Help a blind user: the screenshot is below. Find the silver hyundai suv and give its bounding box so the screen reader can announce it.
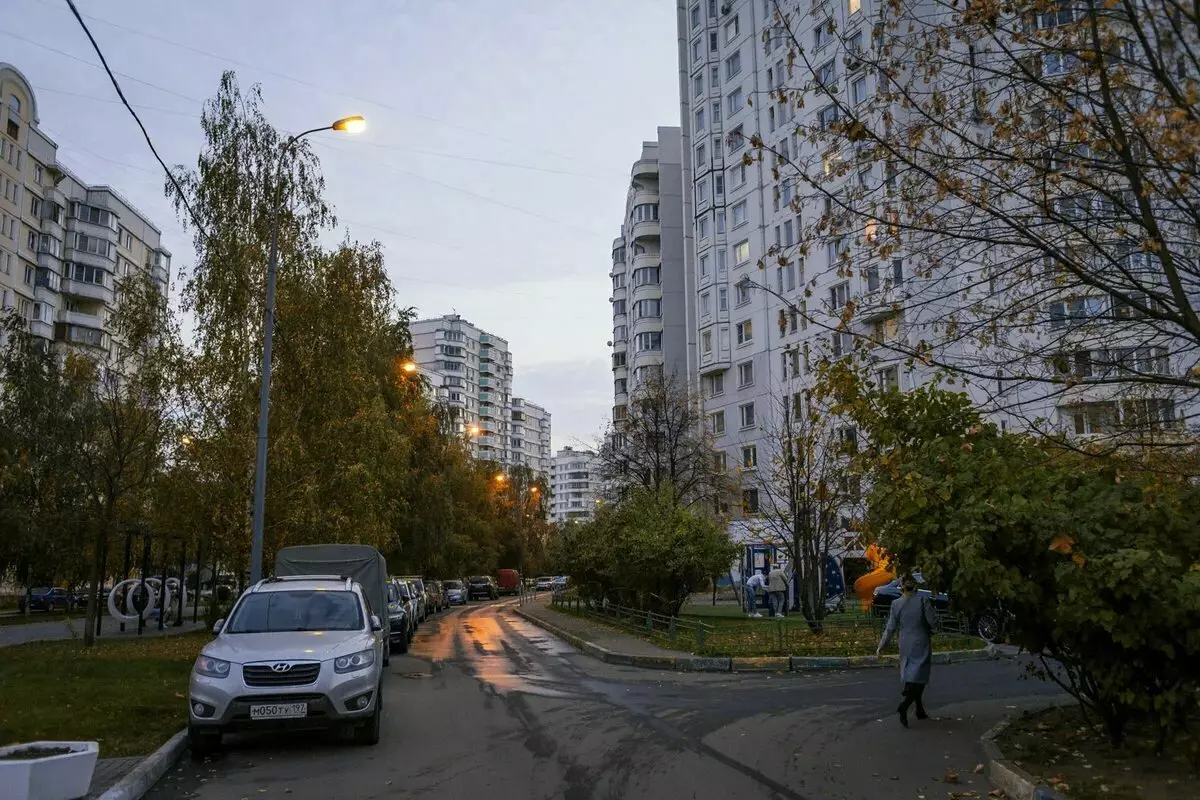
[187,576,385,757]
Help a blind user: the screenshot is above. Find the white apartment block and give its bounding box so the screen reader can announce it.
[671,0,1194,533]
[610,128,693,424]
[549,446,601,524]
[510,398,552,479]
[0,64,170,354]
[411,313,514,463]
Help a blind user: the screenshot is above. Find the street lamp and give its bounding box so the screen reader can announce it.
[400,361,417,374]
[249,115,366,585]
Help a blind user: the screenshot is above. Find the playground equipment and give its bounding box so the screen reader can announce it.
[853,544,895,611]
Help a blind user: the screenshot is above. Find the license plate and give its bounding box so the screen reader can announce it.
[249,702,308,720]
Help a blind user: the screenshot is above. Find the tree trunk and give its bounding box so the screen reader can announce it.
[82,513,110,647]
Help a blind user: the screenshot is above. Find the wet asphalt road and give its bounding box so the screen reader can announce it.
[147,600,1062,800]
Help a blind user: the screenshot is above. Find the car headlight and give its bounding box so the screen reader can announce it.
[334,648,376,674]
[194,655,232,678]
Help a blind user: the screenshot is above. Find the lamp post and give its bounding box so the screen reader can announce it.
[249,115,366,585]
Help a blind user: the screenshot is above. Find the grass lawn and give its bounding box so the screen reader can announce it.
[0,610,81,628]
[563,603,984,657]
[0,632,207,757]
[996,704,1198,800]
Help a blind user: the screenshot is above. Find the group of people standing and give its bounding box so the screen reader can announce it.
[743,566,938,729]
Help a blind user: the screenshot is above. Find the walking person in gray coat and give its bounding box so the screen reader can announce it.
[875,573,939,727]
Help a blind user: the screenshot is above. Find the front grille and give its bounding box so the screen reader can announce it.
[243,663,321,687]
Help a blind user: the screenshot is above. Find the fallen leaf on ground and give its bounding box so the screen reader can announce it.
[943,769,959,784]
[973,764,984,774]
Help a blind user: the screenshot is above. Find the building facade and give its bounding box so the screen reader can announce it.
[510,398,552,478]
[0,64,170,354]
[549,446,601,524]
[610,127,693,425]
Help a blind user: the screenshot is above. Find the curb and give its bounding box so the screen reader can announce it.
[981,717,1069,800]
[97,728,187,800]
[513,606,996,674]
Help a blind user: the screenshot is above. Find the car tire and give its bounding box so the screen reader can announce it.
[354,685,382,746]
[975,611,1001,643]
[395,634,409,654]
[188,725,221,760]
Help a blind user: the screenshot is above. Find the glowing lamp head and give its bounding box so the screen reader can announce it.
[332,115,366,134]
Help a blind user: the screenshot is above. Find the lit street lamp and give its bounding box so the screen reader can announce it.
[249,115,366,585]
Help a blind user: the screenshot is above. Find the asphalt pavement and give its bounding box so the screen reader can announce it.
[146,599,1064,800]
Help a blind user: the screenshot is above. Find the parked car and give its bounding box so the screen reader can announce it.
[71,585,111,610]
[18,587,72,612]
[399,577,428,622]
[425,581,445,613]
[533,576,555,592]
[395,580,419,636]
[467,575,498,601]
[188,575,385,757]
[495,569,521,596]
[443,579,468,605]
[385,579,412,654]
[551,576,570,591]
[871,574,1007,643]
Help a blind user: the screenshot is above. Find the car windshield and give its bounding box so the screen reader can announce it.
[397,583,412,599]
[444,580,463,589]
[412,579,424,591]
[226,589,363,633]
[386,583,399,603]
[468,576,488,584]
[31,587,49,594]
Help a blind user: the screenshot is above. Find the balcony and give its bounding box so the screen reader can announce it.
[858,282,906,321]
[630,218,660,242]
[151,264,169,285]
[64,248,116,272]
[61,278,114,304]
[55,323,110,352]
[60,309,105,330]
[629,188,659,211]
[631,158,658,181]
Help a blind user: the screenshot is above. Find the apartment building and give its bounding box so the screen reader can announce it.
[411,313,514,463]
[610,127,693,425]
[510,398,552,479]
[549,446,601,524]
[0,64,170,355]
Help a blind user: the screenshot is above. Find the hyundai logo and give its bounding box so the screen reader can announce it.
[270,663,293,673]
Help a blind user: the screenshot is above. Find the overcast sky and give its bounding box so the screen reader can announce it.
[5,0,680,450]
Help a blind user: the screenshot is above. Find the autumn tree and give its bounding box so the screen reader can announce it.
[598,374,728,508]
[756,0,1200,448]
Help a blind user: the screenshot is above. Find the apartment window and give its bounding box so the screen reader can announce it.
[714,451,729,473]
[695,106,706,131]
[818,105,840,130]
[615,378,628,395]
[702,329,713,353]
[742,488,760,514]
[612,273,626,290]
[732,200,748,227]
[708,0,717,17]
[814,20,832,48]
[733,240,751,265]
[632,203,659,222]
[6,119,18,140]
[635,331,663,352]
[736,320,753,345]
[735,280,751,306]
[1049,297,1106,329]
[694,73,704,97]
[72,203,114,229]
[717,248,728,275]
[74,233,112,258]
[697,178,709,204]
[695,142,707,168]
[877,366,900,392]
[737,360,754,387]
[701,291,712,316]
[725,15,740,42]
[690,3,701,28]
[777,264,796,293]
[831,331,854,357]
[614,324,628,341]
[7,94,18,115]
[816,60,836,87]
[633,299,662,319]
[710,31,719,53]
[69,262,106,285]
[698,215,711,239]
[725,50,742,79]
[826,239,843,266]
[849,0,862,13]
[612,298,626,315]
[712,99,722,123]
[727,87,744,116]
[715,174,724,196]
[718,286,728,311]
[851,76,868,104]
[26,229,36,252]
[613,352,627,369]
[692,38,704,64]
[742,445,758,469]
[710,410,726,435]
[727,124,745,152]
[1068,402,1118,435]
[632,266,661,286]
[699,252,711,277]
[769,106,776,132]
[29,196,41,219]
[707,372,725,397]
[739,402,756,428]
[891,258,904,285]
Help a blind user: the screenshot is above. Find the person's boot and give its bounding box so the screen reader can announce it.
[915,704,928,720]
[896,701,909,728]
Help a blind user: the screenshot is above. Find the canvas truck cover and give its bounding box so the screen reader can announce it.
[274,545,389,636]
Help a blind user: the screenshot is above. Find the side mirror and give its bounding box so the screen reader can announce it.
[370,615,382,632]
[211,619,225,635]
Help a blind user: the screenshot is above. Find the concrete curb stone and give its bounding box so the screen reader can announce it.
[96,728,187,800]
[981,714,1071,800]
[514,606,996,675]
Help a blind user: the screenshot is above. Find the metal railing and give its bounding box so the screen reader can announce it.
[551,592,716,650]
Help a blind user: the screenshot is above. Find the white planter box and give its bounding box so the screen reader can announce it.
[0,741,99,800]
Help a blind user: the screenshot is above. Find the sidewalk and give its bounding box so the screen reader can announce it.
[518,596,681,660]
[0,615,205,648]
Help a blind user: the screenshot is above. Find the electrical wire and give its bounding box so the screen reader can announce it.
[61,0,209,241]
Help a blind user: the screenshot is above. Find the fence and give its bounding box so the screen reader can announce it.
[551,591,976,657]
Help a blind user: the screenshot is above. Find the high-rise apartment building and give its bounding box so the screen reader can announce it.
[411,313,513,463]
[0,64,171,353]
[549,447,601,524]
[609,127,693,424]
[510,398,552,478]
